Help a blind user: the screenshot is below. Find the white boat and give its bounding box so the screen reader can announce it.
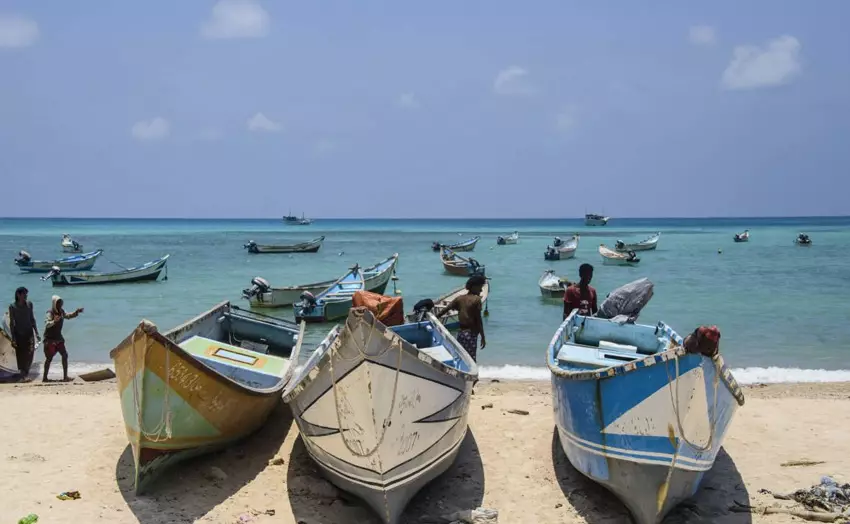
[539,270,569,299]
[584,213,609,226]
[43,255,169,286]
[615,232,660,252]
[546,234,579,260]
[404,280,490,330]
[283,307,477,524]
[243,236,325,254]
[794,233,812,246]
[61,234,83,253]
[244,254,399,308]
[599,244,640,266]
[733,230,749,243]
[496,231,519,245]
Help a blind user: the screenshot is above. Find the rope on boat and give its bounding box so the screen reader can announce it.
[665,352,719,453]
[329,311,403,458]
[130,326,173,443]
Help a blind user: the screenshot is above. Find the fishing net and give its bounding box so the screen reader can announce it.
[597,278,654,324]
[790,477,850,514]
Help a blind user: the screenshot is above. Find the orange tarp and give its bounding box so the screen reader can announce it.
[353,291,405,327]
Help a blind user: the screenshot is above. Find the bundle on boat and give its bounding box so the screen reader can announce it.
[283,307,478,524]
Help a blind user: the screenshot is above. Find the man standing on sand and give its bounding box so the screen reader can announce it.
[7,287,41,381]
[437,275,486,361]
[42,295,83,382]
[564,263,598,319]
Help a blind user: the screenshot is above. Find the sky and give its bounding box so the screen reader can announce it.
[1,1,849,219]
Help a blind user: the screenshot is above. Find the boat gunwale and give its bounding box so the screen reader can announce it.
[546,312,745,406]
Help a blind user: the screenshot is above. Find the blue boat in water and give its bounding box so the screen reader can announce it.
[295,265,365,323]
[547,312,744,524]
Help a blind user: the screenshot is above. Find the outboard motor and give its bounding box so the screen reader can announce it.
[468,258,483,275]
[243,240,258,253]
[553,236,563,247]
[615,240,625,250]
[72,240,80,250]
[431,242,442,252]
[42,265,61,282]
[242,276,271,300]
[15,250,32,266]
[299,291,318,311]
[496,236,506,245]
[413,298,435,322]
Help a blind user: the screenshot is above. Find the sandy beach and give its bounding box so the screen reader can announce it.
[1,379,848,523]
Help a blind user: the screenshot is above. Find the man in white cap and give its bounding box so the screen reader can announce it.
[42,295,83,382]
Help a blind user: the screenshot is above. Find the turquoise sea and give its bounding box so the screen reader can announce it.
[2,217,850,383]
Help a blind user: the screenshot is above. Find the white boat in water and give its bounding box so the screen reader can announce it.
[545,234,579,261]
[599,244,640,266]
[615,232,660,252]
[539,269,569,299]
[584,213,609,226]
[496,231,519,245]
[733,230,749,243]
[284,307,477,524]
[61,234,83,253]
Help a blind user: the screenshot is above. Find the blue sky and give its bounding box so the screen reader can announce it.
[2,1,849,218]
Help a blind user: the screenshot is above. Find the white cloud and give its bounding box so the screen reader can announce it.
[0,14,39,48]
[201,0,270,40]
[721,35,801,90]
[131,117,170,141]
[493,66,535,96]
[396,92,420,109]
[689,25,716,46]
[198,128,224,141]
[247,112,282,132]
[554,107,578,133]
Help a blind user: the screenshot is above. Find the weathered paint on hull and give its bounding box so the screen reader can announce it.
[53,267,164,286]
[110,323,282,493]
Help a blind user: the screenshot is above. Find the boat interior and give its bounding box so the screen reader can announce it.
[390,321,473,373]
[555,315,675,370]
[178,335,290,389]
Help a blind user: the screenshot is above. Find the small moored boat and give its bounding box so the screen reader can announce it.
[431,236,480,252]
[539,270,570,299]
[794,233,812,246]
[42,255,169,286]
[109,302,301,493]
[295,265,365,323]
[284,211,313,225]
[599,245,639,266]
[243,236,325,254]
[15,249,104,273]
[496,231,519,245]
[61,234,83,253]
[283,307,477,524]
[548,312,744,524]
[615,232,661,252]
[243,254,399,308]
[733,230,749,243]
[545,234,580,261]
[440,247,485,277]
[584,213,609,226]
[405,280,490,330]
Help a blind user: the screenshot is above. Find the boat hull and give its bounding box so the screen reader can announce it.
[295,298,353,323]
[433,237,480,252]
[550,340,743,524]
[284,309,476,524]
[615,242,657,252]
[51,257,168,286]
[406,282,490,330]
[110,319,285,493]
[584,218,608,226]
[540,287,565,299]
[246,236,325,254]
[62,245,83,253]
[16,250,103,273]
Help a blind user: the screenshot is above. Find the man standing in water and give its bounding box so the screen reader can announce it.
[437,275,486,361]
[7,287,40,381]
[564,263,598,319]
[42,295,83,382]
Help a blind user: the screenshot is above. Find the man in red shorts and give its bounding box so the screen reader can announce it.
[42,295,84,382]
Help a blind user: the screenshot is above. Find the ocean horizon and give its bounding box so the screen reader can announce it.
[3,216,849,384]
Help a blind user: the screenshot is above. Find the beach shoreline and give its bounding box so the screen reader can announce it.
[1,379,848,523]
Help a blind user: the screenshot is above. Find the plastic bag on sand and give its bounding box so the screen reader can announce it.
[597,278,654,323]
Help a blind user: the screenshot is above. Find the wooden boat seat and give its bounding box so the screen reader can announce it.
[179,335,290,389]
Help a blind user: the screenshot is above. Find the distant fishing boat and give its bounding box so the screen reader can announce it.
[733,230,749,243]
[539,270,569,299]
[794,233,812,246]
[599,244,640,266]
[548,312,744,524]
[283,211,313,226]
[294,265,364,323]
[405,280,490,330]
[283,307,477,524]
[61,234,83,253]
[496,231,519,245]
[243,254,399,308]
[545,234,579,261]
[431,236,480,252]
[584,213,609,226]
[109,302,301,493]
[615,232,661,252]
[440,247,485,277]
[15,249,104,273]
[43,255,169,286]
[243,236,325,254]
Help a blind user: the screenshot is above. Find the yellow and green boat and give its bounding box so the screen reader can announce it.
[110,301,301,493]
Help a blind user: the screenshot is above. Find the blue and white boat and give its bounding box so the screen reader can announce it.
[295,265,365,323]
[15,249,104,273]
[43,255,169,286]
[547,312,744,524]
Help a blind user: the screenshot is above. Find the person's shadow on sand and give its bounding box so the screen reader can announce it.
[551,429,752,524]
[114,401,294,524]
[287,430,485,523]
